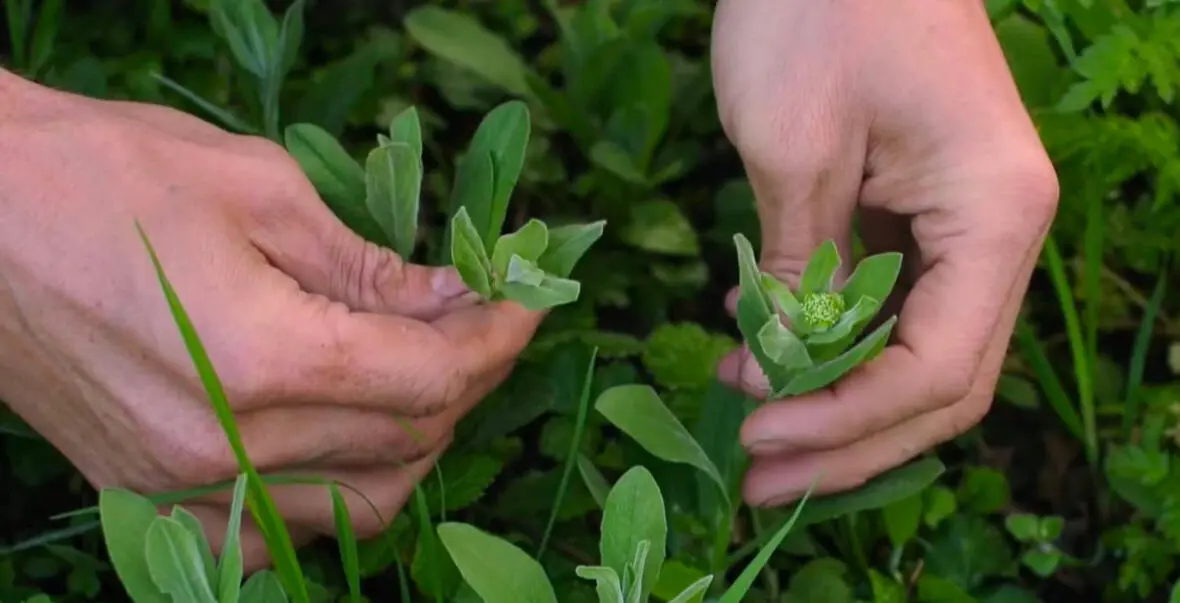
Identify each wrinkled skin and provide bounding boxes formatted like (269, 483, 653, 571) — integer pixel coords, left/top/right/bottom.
(711, 0, 1059, 506)
(0, 69, 543, 570)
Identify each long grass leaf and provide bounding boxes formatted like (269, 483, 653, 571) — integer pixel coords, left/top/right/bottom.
(718, 481, 815, 603)
(1014, 317, 1085, 441)
(136, 223, 309, 602)
(1042, 235, 1097, 465)
(538, 346, 598, 559)
(330, 484, 363, 602)
(1125, 264, 1169, 432)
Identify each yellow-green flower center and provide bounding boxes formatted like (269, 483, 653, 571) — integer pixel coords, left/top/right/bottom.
(801, 292, 844, 331)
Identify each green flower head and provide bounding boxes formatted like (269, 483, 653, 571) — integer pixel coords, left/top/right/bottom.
(801, 292, 845, 331)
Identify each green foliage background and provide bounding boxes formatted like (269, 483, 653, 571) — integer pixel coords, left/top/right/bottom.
(4, 0, 1180, 601)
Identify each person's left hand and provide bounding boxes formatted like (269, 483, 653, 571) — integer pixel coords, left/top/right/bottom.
(709, 0, 1059, 507)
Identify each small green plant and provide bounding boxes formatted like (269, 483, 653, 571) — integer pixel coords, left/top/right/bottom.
(732, 233, 902, 397)
(1005, 512, 1069, 577)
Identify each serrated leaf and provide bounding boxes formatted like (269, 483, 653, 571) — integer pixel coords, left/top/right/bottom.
(450, 207, 494, 298)
(364, 142, 421, 258)
(437, 522, 558, 603)
(423, 453, 505, 512)
(537, 221, 606, 278)
(777, 316, 897, 397)
(493, 219, 549, 276)
(601, 467, 666, 601)
(144, 517, 218, 603)
(798, 239, 841, 294)
(403, 6, 533, 97)
(594, 385, 728, 507)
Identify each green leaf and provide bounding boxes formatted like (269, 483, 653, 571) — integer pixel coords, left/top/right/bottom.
(667, 575, 713, 603)
(537, 221, 606, 278)
(208, 0, 276, 79)
(239, 570, 289, 603)
(622, 199, 699, 256)
(144, 517, 218, 603)
(403, 6, 533, 97)
(760, 273, 803, 325)
(284, 124, 383, 244)
(777, 316, 897, 397)
(292, 43, 381, 136)
(719, 484, 815, 603)
(838, 252, 902, 309)
(389, 106, 424, 159)
(756, 317, 813, 373)
(501, 256, 582, 310)
(169, 506, 218, 590)
(328, 484, 362, 602)
(574, 566, 625, 603)
(577, 453, 611, 508)
(798, 239, 841, 294)
(594, 385, 728, 507)
(795, 457, 945, 528)
(450, 207, 494, 298)
(151, 73, 257, 135)
(733, 234, 788, 391)
(1004, 514, 1040, 542)
(493, 219, 549, 276)
(601, 467, 666, 601)
(218, 475, 249, 603)
(590, 141, 649, 184)
(99, 488, 170, 603)
(436, 522, 558, 603)
(465, 101, 531, 246)
(364, 142, 421, 258)
(880, 493, 923, 548)
(957, 466, 1011, 515)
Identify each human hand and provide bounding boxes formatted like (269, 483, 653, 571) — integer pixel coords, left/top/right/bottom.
(710, 0, 1059, 506)
(0, 70, 542, 569)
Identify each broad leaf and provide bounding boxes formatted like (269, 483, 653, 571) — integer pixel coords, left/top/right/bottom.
(466, 101, 531, 245)
(622, 199, 699, 256)
(601, 467, 666, 601)
(450, 207, 494, 298)
(364, 142, 421, 258)
(501, 269, 581, 311)
(778, 317, 897, 397)
(449, 151, 496, 249)
(239, 570, 289, 603)
(284, 124, 383, 243)
(756, 318, 813, 373)
(99, 488, 170, 603)
(436, 522, 558, 603)
(169, 506, 217, 590)
(838, 252, 902, 309)
(538, 221, 606, 278)
(144, 517, 218, 603)
(797, 239, 841, 294)
(595, 385, 728, 506)
(493, 219, 549, 276)
(207, 0, 276, 79)
(403, 6, 533, 97)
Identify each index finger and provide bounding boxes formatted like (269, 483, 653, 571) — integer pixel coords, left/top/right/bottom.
(264, 298, 545, 416)
(734, 200, 1050, 455)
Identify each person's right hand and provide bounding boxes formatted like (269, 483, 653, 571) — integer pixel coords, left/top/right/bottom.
(0, 70, 543, 570)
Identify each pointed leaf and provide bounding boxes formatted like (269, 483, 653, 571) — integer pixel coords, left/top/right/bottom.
(668, 575, 714, 603)
(403, 6, 533, 97)
(756, 317, 813, 373)
(501, 273, 582, 310)
(239, 570, 289, 603)
(466, 101, 531, 245)
(719, 484, 815, 603)
(364, 142, 421, 258)
(577, 453, 611, 508)
(492, 219, 549, 276)
(574, 566, 625, 603)
(798, 239, 841, 294)
(144, 517, 218, 603)
(601, 468, 665, 602)
(538, 221, 606, 278)
(733, 234, 788, 390)
(388, 106, 423, 158)
(170, 506, 218, 590)
(99, 488, 170, 603)
(778, 316, 897, 397)
(449, 151, 496, 250)
(838, 252, 902, 309)
(328, 484, 362, 602)
(436, 522, 558, 603)
(284, 124, 383, 243)
(594, 385, 728, 506)
(794, 457, 945, 528)
(760, 272, 802, 325)
(450, 207, 494, 298)
(218, 475, 249, 603)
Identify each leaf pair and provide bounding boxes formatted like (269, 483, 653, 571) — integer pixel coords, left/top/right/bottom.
(447, 101, 606, 310)
(732, 234, 903, 398)
(100, 476, 288, 603)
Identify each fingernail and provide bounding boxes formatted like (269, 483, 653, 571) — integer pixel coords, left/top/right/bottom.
(432, 268, 469, 298)
(746, 438, 790, 456)
(757, 490, 803, 508)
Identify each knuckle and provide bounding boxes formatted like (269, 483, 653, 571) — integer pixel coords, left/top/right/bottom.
(333, 240, 408, 310)
(150, 424, 237, 488)
(931, 361, 975, 407)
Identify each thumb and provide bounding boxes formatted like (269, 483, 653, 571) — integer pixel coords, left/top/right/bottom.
(250, 188, 475, 321)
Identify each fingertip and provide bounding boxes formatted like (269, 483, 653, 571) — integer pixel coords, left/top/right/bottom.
(724, 286, 740, 317)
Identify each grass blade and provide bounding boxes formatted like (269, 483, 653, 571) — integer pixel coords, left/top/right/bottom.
(538, 346, 598, 559)
(136, 223, 309, 602)
(329, 484, 363, 602)
(1125, 264, 1169, 432)
(1043, 235, 1097, 466)
(150, 73, 257, 134)
(718, 481, 815, 603)
(1014, 317, 1084, 441)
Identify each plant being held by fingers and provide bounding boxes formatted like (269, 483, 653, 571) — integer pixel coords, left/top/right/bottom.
(285, 100, 606, 312)
(732, 233, 904, 398)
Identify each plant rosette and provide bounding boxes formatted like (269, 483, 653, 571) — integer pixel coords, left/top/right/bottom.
(732, 233, 903, 398)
